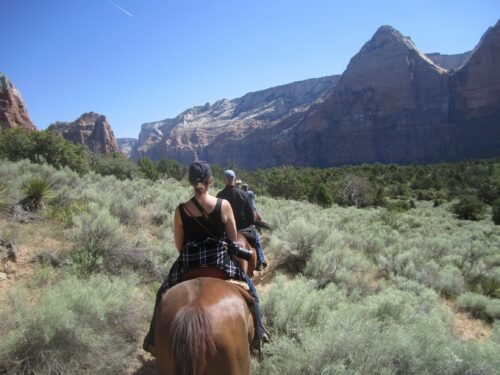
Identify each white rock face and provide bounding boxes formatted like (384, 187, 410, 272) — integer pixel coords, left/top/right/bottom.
(132, 75, 340, 161)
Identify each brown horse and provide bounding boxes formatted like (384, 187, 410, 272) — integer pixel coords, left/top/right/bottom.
(154, 234, 257, 375)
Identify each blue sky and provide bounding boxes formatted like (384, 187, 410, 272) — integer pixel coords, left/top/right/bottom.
(1, 0, 498, 138)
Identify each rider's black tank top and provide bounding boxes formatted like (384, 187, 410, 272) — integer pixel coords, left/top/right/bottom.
(178, 198, 225, 244)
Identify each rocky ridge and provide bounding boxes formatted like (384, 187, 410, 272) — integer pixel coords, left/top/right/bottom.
(0, 73, 36, 131)
(116, 138, 138, 158)
(132, 75, 340, 162)
(48, 112, 119, 154)
(426, 51, 473, 71)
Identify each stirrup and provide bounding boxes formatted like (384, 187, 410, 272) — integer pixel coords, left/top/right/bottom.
(251, 329, 270, 361)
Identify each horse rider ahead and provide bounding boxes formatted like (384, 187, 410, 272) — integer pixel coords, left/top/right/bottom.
(143, 161, 268, 355)
(217, 170, 268, 271)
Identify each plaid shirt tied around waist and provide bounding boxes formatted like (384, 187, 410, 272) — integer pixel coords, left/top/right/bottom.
(162, 237, 245, 291)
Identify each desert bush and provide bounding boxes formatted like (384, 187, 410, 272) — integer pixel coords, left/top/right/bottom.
(109, 195, 139, 226)
(456, 292, 500, 322)
(305, 235, 375, 295)
(256, 285, 500, 374)
(19, 177, 55, 211)
(0, 274, 145, 374)
(452, 194, 486, 220)
(261, 275, 343, 337)
(70, 204, 127, 275)
(435, 264, 466, 298)
(273, 217, 329, 273)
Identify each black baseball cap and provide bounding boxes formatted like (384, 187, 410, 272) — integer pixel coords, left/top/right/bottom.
(189, 161, 212, 185)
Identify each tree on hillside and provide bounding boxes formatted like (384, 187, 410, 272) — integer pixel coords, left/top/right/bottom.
(92, 155, 140, 180)
(157, 159, 186, 181)
(0, 128, 90, 174)
(138, 156, 159, 181)
(0, 128, 36, 161)
(492, 199, 500, 225)
(452, 194, 486, 221)
(33, 131, 90, 174)
(339, 174, 375, 208)
(309, 182, 333, 208)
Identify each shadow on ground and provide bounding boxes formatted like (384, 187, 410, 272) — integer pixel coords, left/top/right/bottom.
(129, 353, 157, 375)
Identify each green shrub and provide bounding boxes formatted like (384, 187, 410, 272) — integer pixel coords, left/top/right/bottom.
(157, 158, 187, 180)
(47, 199, 88, 227)
(33, 130, 90, 174)
(19, 177, 55, 211)
(492, 198, 500, 225)
(309, 182, 333, 208)
(0, 275, 145, 374)
(452, 194, 486, 220)
(385, 199, 411, 212)
(138, 156, 159, 181)
(0, 127, 36, 161)
(92, 155, 139, 180)
(459, 292, 488, 320)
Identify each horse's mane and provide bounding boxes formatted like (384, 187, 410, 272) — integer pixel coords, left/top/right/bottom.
(171, 304, 216, 375)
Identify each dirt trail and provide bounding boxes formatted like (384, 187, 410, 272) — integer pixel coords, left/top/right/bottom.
(443, 299, 491, 341)
(0, 219, 70, 304)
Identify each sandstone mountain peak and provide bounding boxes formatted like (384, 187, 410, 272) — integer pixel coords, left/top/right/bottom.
(49, 112, 118, 154)
(0, 72, 36, 130)
(355, 25, 445, 73)
(131, 21, 500, 169)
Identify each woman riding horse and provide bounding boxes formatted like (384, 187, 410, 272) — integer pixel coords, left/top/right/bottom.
(143, 161, 267, 372)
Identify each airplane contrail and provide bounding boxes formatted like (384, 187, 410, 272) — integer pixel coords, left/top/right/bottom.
(106, 0, 133, 17)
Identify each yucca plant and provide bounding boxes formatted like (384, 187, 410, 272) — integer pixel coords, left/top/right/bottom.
(0, 184, 9, 216)
(19, 177, 55, 211)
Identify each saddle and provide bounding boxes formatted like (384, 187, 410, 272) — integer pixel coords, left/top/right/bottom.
(181, 266, 228, 282)
(181, 266, 249, 291)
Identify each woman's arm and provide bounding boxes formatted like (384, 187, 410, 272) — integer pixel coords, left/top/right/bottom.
(221, 200, 238, 242)
(173, 207, 184, 252)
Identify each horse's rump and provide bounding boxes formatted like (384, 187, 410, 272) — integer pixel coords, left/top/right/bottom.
(155, 278, 254, 375)
(171, 304, 216, 375)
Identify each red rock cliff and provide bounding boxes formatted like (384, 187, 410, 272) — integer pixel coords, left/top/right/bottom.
(0, 73, 36, 131)
(48, 112, 119, 154)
